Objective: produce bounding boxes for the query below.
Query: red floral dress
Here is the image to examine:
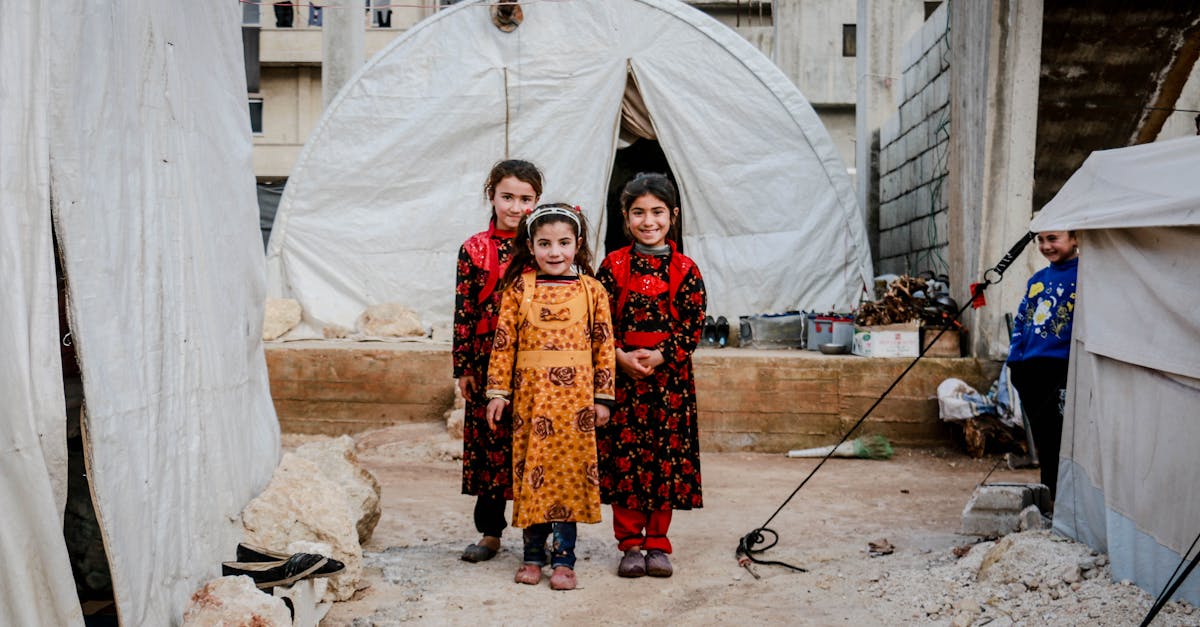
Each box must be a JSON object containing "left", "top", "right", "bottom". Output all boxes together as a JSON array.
[
  {"left": 595, "top": 247, "right": 706, "bottom": 511},
  {"left": 454, "top": 226, "right": 515, "bottom": 498}
]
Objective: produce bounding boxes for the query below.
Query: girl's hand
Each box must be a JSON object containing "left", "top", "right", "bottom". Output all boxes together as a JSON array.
[
  {"left": 593, "top": 403, "right": 611, "bottom": 427},
  {"left": 457, "top": 375, "right": 476, "bottom": 398},
  {"left": 485, "top": 398, "right": 508, "bottom": 431},
  {"left": 640, "top": 349, "right": 665, "bottom": 370},
  {"left": 616, "top": 348, "right": 654, "bottom": 379}
]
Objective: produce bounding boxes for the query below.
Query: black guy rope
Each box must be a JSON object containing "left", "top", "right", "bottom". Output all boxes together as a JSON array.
[
  {"left": 736, "top": 231, "right": 1037, "bottom": 574},
  {"left": 1139, "top": 528, "right": 1200, "bottom": 626}
]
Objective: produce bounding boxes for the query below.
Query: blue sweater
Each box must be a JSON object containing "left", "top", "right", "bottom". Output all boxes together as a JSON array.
[{"left": 1007, "top": 257, "right": 1078, "bottom": 364}]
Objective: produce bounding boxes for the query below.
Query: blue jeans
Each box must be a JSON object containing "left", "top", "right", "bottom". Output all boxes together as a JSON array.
[{"left": 523, "top": 522, "right": 577, "bottom": 569}]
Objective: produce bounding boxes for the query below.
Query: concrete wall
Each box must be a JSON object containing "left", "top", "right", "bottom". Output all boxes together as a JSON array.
[
  {"left": 875, "top": 4, "right": 950, "bottom": 276},
  {"left": 266, "top": 344, "right": 997, "bottom": 452},
  {"left": 947, "top": 1, "right": 1043, "bottom": 359}
]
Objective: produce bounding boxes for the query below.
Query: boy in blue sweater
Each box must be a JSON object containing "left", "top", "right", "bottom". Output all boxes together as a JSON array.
[{"left": 1007, "top": 230, "right": 1079, "bottom": 501}]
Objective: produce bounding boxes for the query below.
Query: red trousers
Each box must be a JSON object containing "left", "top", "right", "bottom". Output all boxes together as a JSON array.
[{"left": 612, "top": 505, "right": 673, "bottom": 553}]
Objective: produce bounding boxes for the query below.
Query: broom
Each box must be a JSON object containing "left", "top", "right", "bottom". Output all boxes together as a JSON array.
[{"left": 786, "top": 435, "right": 894, "bottom": 460}]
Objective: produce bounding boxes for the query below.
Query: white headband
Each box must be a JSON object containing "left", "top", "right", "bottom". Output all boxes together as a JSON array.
[{"left": 526, "top": 205, "right": 581, "bottom": 237}]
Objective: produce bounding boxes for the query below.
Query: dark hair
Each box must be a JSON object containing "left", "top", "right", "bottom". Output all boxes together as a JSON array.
[
  {"left": 499, "top": 203, "right": 595, "bottom": 289},
  {"left": 483, "top": 159, "right": 544, "bottom": 220},
  {"left": 619, "top": 172, "right": 681, "bottom": 244}
]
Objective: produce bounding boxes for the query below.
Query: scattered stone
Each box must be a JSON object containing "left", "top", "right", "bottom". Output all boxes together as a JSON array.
[
  {"left": 263, "top": 298, "right": 301, "bottom": 341},
  {"left": 950, "top": 610, "right": 975, "bottom": 627},
  {"left": 323, "top": 324, "right": 351, "bottom": 339},
  {"left": 445, "top": 384, "right": 465, "bottom": 439},
  {"left": 294, "top": 436, "right": 383, "bottom": 545},
  {"left": 241, "top": 453, "right": 363, "bottom": 601},
  {"left": 1017, "top": 504, "right": 1050, "bottom": 531},
  {"left": 356, "top": 303, "right": 425, "bottom": 338},
  {"left": 182, "top": 576, "right": 291, "bottom": 626}
]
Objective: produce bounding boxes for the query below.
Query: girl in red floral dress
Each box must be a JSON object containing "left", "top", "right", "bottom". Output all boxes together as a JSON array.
[
  {"left": 454, "top": 159, "right": 542, "bottom": 563},
  {"left": 595, "top": 173, "right": 706, "bottom": 579}
]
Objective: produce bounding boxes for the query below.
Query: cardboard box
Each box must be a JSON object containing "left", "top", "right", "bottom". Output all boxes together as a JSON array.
[
  {"left": 852, "top": 321, "right": 920, "bottom": 357},
  {"left": 920, "top": 328, "right": 961, "bottom": 358}
]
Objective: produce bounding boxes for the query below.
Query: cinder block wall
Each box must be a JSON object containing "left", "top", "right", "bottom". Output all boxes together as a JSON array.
[
  {"left": 266, "top": 343, "right": 996, "bottom": 453},
  {"left": 877, "top": 3, "right": 950, "bottom": 276}
]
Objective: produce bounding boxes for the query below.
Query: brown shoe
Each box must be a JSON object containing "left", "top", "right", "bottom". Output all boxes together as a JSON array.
[
  {"left": 617, "top": 549, "right": 646, "bottom": 578},
  {"left": 645, "top": 550, "right": 673, "bottom": 577},
  {"left": 514, "top": 563, "right": 542, "bottom": 585},
  {"left": 549, "top": 566, "right": 577, "bottom": 591}
]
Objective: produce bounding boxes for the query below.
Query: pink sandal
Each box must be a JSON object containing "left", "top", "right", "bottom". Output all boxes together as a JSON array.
[
  {"left": 549, "top": 566, "right": 577, "bottom": 591},
  {"left": 514, "top": 563, "right": 543, "bottom": 585}
]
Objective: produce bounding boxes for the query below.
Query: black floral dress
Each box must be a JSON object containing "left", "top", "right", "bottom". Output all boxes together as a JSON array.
[
  {"left": 595, "top": 247, "right": 706, "bottom": 511},
  {"left": 454, "top": 228, "right": 514, "bottom": 498}
]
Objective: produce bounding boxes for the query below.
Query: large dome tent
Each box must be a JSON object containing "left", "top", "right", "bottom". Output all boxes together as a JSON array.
[{"left": 266, "top": 0, "right": 873, "bottom": 338}]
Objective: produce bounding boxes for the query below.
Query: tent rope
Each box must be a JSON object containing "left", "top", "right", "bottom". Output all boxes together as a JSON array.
[
  {"left": 736, "top": 232, "right": 1037, "bottom": 573},
  {"left": 1140, "top": 529, "right": 1200, "bottom": 626}
]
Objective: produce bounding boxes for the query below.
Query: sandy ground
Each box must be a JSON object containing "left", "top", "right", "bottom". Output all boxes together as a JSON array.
[{"left": 290, "top": 423, "right": 1197, "bottom": 626}]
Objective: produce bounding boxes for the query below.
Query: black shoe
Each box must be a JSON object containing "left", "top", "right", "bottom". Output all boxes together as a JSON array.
[
  {"left": 702, "top": 316, "right": 717, "bottom": 346},
  {"left": 236, "top": 543, "right": 290, "bottom": 563},
  {"left": 222, "top": 552, "right": 345, "bottom": 589},
  {"left": 715, "top": 316, "right": 729, "bottom": 348}
]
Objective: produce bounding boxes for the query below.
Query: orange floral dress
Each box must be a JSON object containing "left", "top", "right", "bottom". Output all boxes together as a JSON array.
[{"left": 485, "top": 272, "right": 616, "bottom": 528}]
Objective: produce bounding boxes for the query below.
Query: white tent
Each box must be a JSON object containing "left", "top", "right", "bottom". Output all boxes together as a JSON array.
[
  {"left": 266, "top": 0, "right": 872, "bottom": 338},
  {"left": 2, "top": 2, "right": 279, "bottom": 624},
  {"left": 1031, "top": 135, "right": 1200, "bottom": 605}
]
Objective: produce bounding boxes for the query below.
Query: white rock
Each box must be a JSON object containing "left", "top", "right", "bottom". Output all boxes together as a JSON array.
[
  {"left": 446, "top": 408, "right": 465, "bottom": 440},
  {"left": 241, "top": 453, "right": 363, "bottom": 601},
  {"left": 950, "top": 611, "right": 975, "bottom": 627},
  {"left": 182, "top": 576, "right": 291, "bottom": 627},
  {"left": 263, "top": 298, "right": 301, "bottom": 341},
  {"left": 294, "top": 436, "right": 383, "bottom": 545},
  {"left": 356, "top": 303, "right": 425, "bottom": 338}
]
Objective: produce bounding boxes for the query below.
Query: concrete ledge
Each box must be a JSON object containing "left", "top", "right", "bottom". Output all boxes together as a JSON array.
[{"left": 265, "top": 341, "right": 999, "bottom": 452}]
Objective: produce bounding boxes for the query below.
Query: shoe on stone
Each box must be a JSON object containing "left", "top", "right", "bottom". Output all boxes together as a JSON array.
[
  {"left": 549, "top": 566, "right": 577, "bottom": 591},
  {"left": 645, "top": 549, "right": 673, "bottom": 577},
  {"left": 617, "top": 548, "right": 646, "bottom": 578},
  {"left": 715, "top": 316, "right": 730, "bottom": 348},
  {"left": 702, "top": 316, "right": 717, "bottom": 347}
]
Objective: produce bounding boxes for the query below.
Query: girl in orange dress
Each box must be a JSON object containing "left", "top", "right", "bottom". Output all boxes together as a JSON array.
[
  {"left": 454, "top": 160, "right": 543, "bottom": 563},
  {"left": 485, "top": 203, "right": 616, "bottom": 591}
]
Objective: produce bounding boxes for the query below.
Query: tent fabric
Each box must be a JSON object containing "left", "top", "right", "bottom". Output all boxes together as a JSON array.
[
  {"left": 266, "top": 0, "right": 871, "bottom": 339},
  {"left": 0, "top": 3, "right": 86, "bottom": 625},
  {"left": 0, "top": 2, "right": 280, "bottom": 624},
  {"left": 1034, "top": 136, "right": 1200, "bottom": 605}
]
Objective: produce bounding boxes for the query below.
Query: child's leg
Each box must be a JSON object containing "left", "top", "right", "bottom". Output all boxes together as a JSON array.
[
  {"left": 612, "top": 505, "right": 648, "bottom": 551},
  {"left": 522, "top": 523, "right": 552, "bottom": 565},
  {"left": 549, "top": 522, "right": 578, "bottom": 569},
  {"left": 473, "top": 492, "right": 507, "bottom": 538},
  {"left": 642, "top": 509, "right": 674, "bottom": 553}
]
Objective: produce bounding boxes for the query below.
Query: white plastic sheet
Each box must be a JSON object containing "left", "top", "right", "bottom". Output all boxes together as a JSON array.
[
  {"left": 267, "top": 0, "right": 872, "bottom": 338},
  {"left": 0, "top": 2, "right": 84, "bottom": 624},
  {"left": 23, "top": 2, "right": 278, "bottom": 624},
  {"left": 1034, "top": 136, "right": 1200, "bottom": 604}
]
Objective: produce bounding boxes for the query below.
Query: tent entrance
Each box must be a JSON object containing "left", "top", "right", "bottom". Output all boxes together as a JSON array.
[
  {"left": 604, "top": 70, "right": 682, "bottom": 254},
  {"left": 55, "top": 232, "right": 117, "bottom": 620}
]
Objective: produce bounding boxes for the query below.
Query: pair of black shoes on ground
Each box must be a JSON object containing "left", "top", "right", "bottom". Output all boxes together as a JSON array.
[
  {"left": 703, "top": 316, "right": 729, "bottom": 348},
  {"left": 222, "top": 543, "right": 345, "bottom": 590}
]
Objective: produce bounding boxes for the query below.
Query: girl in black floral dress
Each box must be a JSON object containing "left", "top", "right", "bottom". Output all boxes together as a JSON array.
[
  {"left": 595, "top": 173, "right": 706, "bottom": 579},
  {"left": 454, "top": 159, "right": 542, "bottom": 562}
]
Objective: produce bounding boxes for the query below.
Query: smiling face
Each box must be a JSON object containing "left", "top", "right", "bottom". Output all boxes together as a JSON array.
[
  {"left": 491, "top": 176, "right": 539, "bottom": 231},
  {"left": 528, "top": 220, "right": 579, "bottom": 277},
  {"left": 1036, "top": 230, "right": 1078, "bottom": 264},
  {"left": 625, "top": 193, "right": 676, "bottom": 248}
]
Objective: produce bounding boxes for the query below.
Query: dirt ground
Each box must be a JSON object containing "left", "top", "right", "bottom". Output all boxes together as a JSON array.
[{"left": 290, "top": 423, "right": 1197, "bottom": 626}]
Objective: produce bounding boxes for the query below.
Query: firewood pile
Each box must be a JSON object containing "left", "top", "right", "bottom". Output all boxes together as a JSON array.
[{"left": 854, "top": 275, "right": 929, "bottom": 326}]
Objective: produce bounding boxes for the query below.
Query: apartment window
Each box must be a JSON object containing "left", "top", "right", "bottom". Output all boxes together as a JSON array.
[
  {"left": 249, "top": 98, "right": 264, "bottom": 135},
  {"left": 842, "top": 24, "right": 856, "bottom": 57}
]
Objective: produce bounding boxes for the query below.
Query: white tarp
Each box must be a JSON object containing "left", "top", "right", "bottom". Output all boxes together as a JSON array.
[
  {"left": 2, "top": 2, "right": 281, "bottom": 624},
  {"left": 0, "top": 3, "right": 84, "bottom": 625},
  {"left": 1032, "top": 136, "right": 1200, "bottom": 604},
  {"left": 266, "top": 0, "right": 872, "bottom": 339}
]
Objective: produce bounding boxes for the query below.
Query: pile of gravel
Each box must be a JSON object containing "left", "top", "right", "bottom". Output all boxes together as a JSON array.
[{"left": 868, "top": 530, "right": 1197, "bottom": 626}]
